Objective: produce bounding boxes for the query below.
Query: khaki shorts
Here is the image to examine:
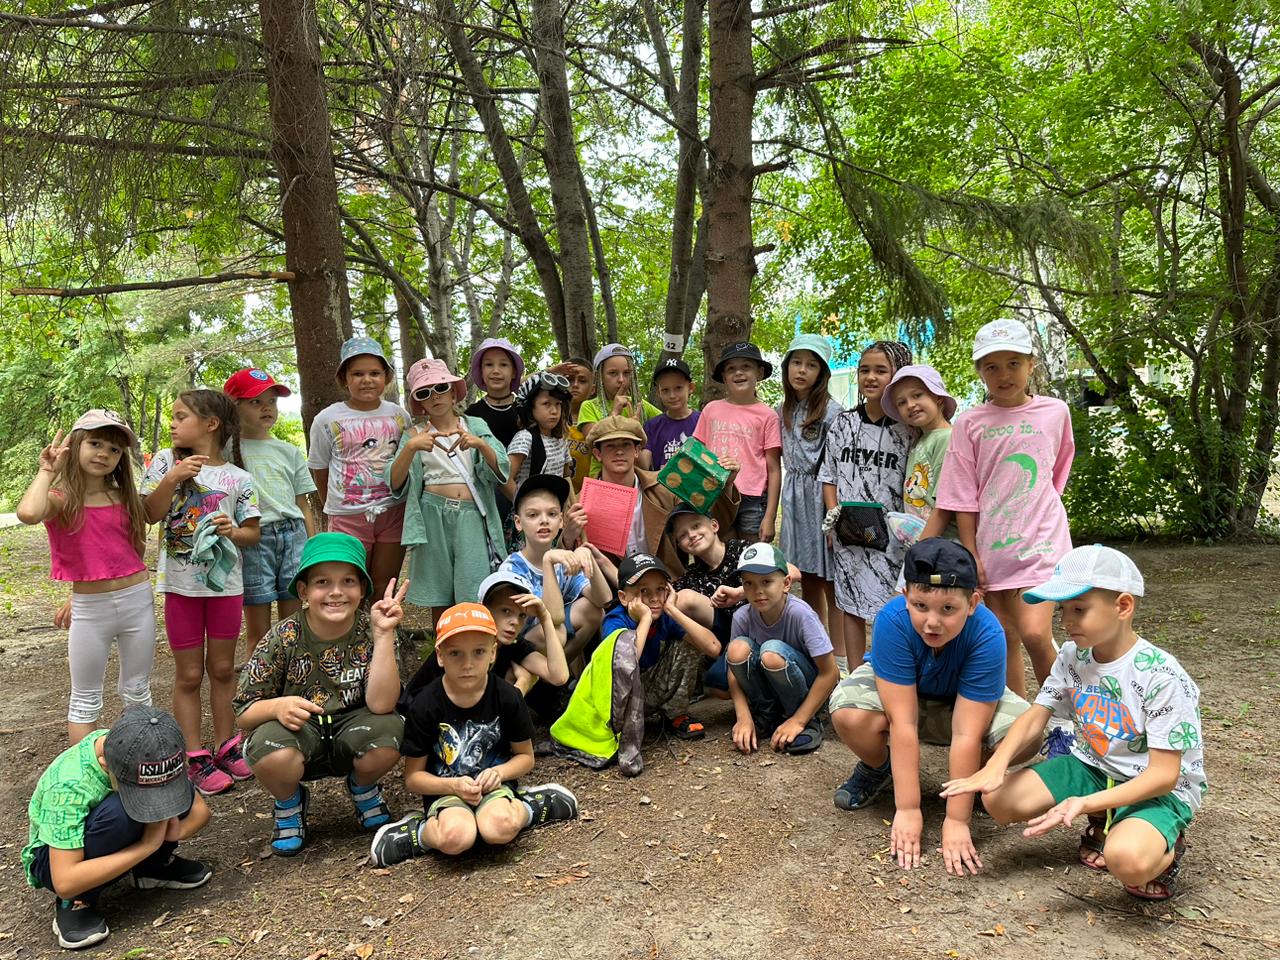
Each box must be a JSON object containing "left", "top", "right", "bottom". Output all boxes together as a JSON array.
[
  {"left": 243, "top": 707, "right": 404, "bottom": 779},
  {"left": 427, "top": 784, "right": 518, "bottom": 818},
  {"left": 829, "top": 662, "right": 1029, "bottom": 750}
]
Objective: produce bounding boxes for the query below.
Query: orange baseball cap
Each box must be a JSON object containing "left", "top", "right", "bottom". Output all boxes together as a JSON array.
[{"left": 434, "top": 602, "right": 498, "bottom": 647}]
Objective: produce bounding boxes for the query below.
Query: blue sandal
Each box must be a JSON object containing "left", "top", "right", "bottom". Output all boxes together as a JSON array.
[
  {"left": 271, "top": 784, "right": 309, "bottom": 856},
  {"left": 347, "top": 774, "right": 392, "bottom": 830}
]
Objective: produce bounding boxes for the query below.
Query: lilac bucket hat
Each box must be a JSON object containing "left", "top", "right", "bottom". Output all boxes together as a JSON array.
[
  {"left": 469, "top": 338, "right": 525, "bottom": 391},
  {"left": 882, "top": 364, "right": 958, "bottom": 422}
]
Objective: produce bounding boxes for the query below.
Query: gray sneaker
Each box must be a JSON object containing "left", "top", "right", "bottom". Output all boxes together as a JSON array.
[
  {"left": 833, "top": 755, "right": 893, "bottom": 810},
  {"left": 369, "top": 812, "right": 426, "bottom": 867}
]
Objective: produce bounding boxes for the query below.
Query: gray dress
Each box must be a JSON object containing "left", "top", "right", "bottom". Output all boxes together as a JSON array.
[{"left": 777, "top": 398, "right": 844, "bottom": 577}]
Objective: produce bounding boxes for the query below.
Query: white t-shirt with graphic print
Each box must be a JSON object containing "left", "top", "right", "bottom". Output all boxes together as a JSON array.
[{"left": 1035, "top": 636, "right": 1206, "bottom": 813}]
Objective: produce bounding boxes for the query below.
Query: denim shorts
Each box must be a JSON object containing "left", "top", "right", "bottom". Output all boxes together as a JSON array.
[
  {"left": 736, "top": 494, "right": 766, "bottom": 539},
  {"left": 242, "top": 517, "right": 307, "bottom": 605}
]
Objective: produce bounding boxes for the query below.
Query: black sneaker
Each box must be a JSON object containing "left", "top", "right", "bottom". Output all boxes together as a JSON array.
[
  {"left": 131, "top": 853, "right": 213, "bottom": 890},
  {"left": 53, "top": 899, "right": 109, "bottom": 950},
  {"left": 369, "top": 812, "right": 426, "bottom": 867},
  {"left": 521, "top": 783, "right": 579, "bottom": 827}
]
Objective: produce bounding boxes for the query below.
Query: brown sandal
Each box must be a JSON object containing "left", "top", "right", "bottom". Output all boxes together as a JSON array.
[{"left": 1124, "top": 833, "right": 1185, "bottom": 901}]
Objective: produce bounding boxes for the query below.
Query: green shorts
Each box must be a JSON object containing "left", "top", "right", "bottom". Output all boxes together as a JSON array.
[
  {"left": 405, "top": 492, "right": 494, "bottom": 607},
  {"left": 1032, "top": 754, "right": 1193, "bottom": 852},
  {"left": 243, "top": 707, "right": 404, "bottom": 780},
  {"left": 828, "top": 662, "right": 1029, "bottom": 750},
  {"left": 426, "top": 784, "right": 518, "bottom": 818}
]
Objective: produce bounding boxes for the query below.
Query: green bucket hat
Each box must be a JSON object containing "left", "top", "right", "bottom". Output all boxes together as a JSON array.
[
  {"left": 289, "top": 532, "right": 372, "bottom": 598},
  {"left": 784, "top": 333, "right": 834, "bottom": 371}
]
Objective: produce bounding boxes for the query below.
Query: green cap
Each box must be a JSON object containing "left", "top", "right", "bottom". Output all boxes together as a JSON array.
[
  {"left": 784, "top": 333, "right": 833, "bottom": 371},
  {"left": 736, "top": 542, "right": 789, "bottom": 575},
  {"left": 289, "top": 532, "right": 372, "bottom": 598}
]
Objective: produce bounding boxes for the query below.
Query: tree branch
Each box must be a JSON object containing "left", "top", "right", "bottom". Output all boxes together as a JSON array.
[{"left": 9, "top": 271, "right": 294, "bottom": 298}]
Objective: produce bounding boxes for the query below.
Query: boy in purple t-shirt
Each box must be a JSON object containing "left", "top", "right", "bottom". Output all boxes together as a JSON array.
[{"left": 644, "top": 358, "right": 700, "bottom": 471}]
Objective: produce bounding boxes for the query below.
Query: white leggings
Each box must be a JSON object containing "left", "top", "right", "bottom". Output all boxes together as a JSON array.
[{"left": 67, "top": 580, "right": 156, "bottom": 724}]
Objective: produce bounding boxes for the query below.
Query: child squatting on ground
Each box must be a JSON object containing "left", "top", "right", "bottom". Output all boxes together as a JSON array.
[
  {"left": 726, "top": 543, "right": 840, "bottom": 755},
  {"left": 941, "top": 545, "right": 1205, "bottom": 901},
  {"left": 828, "top": 538, "right": 1040, "bottom": 877},
  {"left": 233, "top": 533, "right": 407, "bottom": 856},
  {"left": 23, "top": 707, "right": 212, "bottom": 951},
  {"left": 370, "top": 603, "right": 579, "bottom": 865}
]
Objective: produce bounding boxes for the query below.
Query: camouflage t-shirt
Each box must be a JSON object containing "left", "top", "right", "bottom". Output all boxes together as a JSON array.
[{"left": 234, "top": 612, "right": 373, "bottom": 715}]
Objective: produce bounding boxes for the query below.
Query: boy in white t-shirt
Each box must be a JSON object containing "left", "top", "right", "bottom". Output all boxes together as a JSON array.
[{"left": 941, "top": 545, "right": 1205, "bottom": 902}]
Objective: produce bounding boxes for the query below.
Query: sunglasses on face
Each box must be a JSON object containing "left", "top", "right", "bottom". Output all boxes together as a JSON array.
[{"left": 412, "top": 383, "right": 455, "bottom": 400}]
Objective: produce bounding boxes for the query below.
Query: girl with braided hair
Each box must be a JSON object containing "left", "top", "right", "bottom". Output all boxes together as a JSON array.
[{"left": 817, "top": 340, "right": 915, "bottom": 668}]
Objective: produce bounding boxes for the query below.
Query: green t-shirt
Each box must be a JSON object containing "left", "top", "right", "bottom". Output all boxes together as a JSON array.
[
  {"left": 237, "top": 438, "right": 316, "bottom": 524},
  {"left": 904, "top": 427, "right": 958, "bottom": 539},
  {"left": 576, "top": 396, "right": 662, "bottom": 477},
  {"left": 23, "top": 731, "right": 112, "bottom": 887},
  {"left": 233, "top": 611, "right": 373, "bottom": 715}
]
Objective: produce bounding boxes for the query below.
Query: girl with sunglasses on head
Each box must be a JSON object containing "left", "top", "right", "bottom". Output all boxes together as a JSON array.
[
  {"left": 500, "top": 372, "right": 573, "bottom": 502},
  {"left": 387, "top": 359, "right": 510, "bottom": 627}
]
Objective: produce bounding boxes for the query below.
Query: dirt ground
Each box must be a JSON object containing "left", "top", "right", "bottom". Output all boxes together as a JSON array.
[{"left": 1, "top": 526, "right": 1278, "bottom": 960}]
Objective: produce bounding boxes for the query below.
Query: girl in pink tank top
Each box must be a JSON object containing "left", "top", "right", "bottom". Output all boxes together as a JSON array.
[{"left": 17, "top": 410, "right": 154, "bottom": 744}]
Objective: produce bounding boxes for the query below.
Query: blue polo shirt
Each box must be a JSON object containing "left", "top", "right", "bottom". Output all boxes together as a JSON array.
[
  {"left": 867, "top": 595, "right": 1007, "bottom": 703},
  {"left": 602, "top": 605, "right": 684, "bottom": 671}
]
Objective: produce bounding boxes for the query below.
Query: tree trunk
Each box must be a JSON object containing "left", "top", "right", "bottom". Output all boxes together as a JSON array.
[
  {"left": 435, "top": 0, "right": 570, "bottom": 356},
  {"left": 531, "top": 0, "right": 596, "bottom": 359},
  {"left": 395, "top": 284, "right": 428, "bottom": 370},
  {"left": 647, "top": 0, "right": 705, "bottom": 368},
  {"left": 257, "top": 0, "right": 352, "bottom": 435},
  {"left": 704, "top": 0, "right": 758, "bottom": 400},
  {"left": 578, "top": 165, "right": 618, "bottom": 345}
]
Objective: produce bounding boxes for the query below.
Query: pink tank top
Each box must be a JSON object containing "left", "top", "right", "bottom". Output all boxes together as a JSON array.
[{"left": 45, "top": 503, "right": 146, "bottom": 582}]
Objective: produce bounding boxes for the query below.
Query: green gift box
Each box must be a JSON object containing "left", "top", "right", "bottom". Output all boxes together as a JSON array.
[{"left": 656, "top": 438, "right": 730, "bottom": 514}]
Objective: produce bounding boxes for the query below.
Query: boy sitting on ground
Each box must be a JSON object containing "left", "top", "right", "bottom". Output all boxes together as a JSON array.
[
  {"left": 370, "top": 603, "right": 578, "bottom": 864},
  {"left": 501, "top": 474, "right": 610, "bottom": 664},
  {"left": 23, "top": 707, "right": 212, "bottom": 951},
  {"left": 234, "top": 532, "right": 406, "bottom": 856},
  {"left": 400, "top": 568, "right": 568, "bottom": 699},
  {"left": 551, "top": 553, "right": 721, "bottom": 774},
  {"left": 670, "top": 504, "right": 803, "bottom": 697},
  {"left": 829, "top": 538, "right": 1037, "bottom": 876},
  {"left": 727, "top": 543, "right": 839, "bottom": 756},
  {"left": 941, "top": 545, "right": 1205, "bottom": 900}
]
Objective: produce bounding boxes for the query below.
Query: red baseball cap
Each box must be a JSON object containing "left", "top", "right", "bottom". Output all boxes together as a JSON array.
[{"left": 224, "top": 368, "right": 292, "bottom": 400}]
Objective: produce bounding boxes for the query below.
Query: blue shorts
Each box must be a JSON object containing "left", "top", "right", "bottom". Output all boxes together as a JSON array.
[
  {"left": 242, "top": 517, "right": 307, "bottom": 606},
  {"left": 736, "top": 494, "right": 767, "bottom": 539}
]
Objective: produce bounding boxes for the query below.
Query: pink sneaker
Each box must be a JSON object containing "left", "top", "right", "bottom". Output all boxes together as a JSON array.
[
  {"left": 187, "top": 750, "right": 233, "bottom": 795},
  {"left": 214, "top": 734, "right": 253, "bottom": 781}
]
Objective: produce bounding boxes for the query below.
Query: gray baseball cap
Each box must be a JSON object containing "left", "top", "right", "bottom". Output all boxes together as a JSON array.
[{"left": 103, "top": 707, "right": 194, "bottom": 823}]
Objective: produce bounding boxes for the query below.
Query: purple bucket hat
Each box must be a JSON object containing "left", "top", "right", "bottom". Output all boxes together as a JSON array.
[
  {"left": 469, "top": 338, "right": 525, "bottom": 391},
  {"left": 882, "top": 364, "right": 959, "bottom": 423}
]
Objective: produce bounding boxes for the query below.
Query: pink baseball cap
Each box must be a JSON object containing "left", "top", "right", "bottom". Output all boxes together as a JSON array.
[
  {"left": 71, "top": 409, "right": 138, "bottom": 448},
  {"left": 882, "top": 365, "right": 958, "bottom": 423}
]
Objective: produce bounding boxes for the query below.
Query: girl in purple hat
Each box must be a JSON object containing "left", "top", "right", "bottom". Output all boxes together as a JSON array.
[
  {"left": 882, "top": 364, "right": 959, "bottom": 541},
  {"left": 465, "top": 338, "right": 525, "bottom": 450}
]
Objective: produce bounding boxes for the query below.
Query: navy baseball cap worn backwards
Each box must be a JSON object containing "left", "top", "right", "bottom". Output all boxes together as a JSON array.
[
  {"left": 618, "top": 553, "right": 671, "bottom": 588},
  {"left": 903, "top": 538, "right": 978, "bottom": 591}
]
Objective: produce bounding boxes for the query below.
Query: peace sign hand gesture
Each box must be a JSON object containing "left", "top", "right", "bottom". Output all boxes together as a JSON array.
[
  {"left": 38, "top": 431, "right": 71, "bottom": 475},
  {"left": 370, "top": 576, "right": 411, "bottom": 633}
]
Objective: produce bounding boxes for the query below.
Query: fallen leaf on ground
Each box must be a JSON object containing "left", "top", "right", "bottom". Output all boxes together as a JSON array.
[{"left": 152, "top": 911, "right": 170, "bottom": 928}]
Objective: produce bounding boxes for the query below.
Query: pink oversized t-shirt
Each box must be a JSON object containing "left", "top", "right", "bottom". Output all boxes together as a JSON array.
[
  {"left": 934, "top": 395, "right": 1075, "bottom": 591},
  {"left": 692, "top": 399, "right": 782, "bottom": 497}
]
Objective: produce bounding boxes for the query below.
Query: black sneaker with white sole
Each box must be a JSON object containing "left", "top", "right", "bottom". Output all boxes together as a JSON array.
[
  {"left": 131, "top": 853, "right": 213, "bottom": 890},
  {"left": 520, "top": 783, "right": 578, "bottom": 827},
  {"left": 53, "top": 899, "right": 109, "bottom": 950},
  {"left": 369, "top": 812, "right": 426, "bottom": 867}
]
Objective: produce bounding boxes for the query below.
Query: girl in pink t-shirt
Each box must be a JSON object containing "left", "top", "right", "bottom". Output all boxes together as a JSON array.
[
  {"left": 934, "top": 320, "right": 1075, "bottom": 698},
  {"left": 17, "top": 410, "right": 154, "bottom": 745},
  {"left": 693, "top": 342, "right": 783, "bottom": 542}
]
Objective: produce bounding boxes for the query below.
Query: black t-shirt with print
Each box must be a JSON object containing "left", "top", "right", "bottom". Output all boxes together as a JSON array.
[
  {"left": 676, "top": 538, "right": 748, "bottom": 599},
  {"left": 401, "top": 675, "right": 535, "bottom": 808}
]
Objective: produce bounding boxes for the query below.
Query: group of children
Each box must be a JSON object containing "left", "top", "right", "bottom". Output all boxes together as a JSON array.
[{"left": 19, "top": 320, "right": 1206, "bottom": 950}]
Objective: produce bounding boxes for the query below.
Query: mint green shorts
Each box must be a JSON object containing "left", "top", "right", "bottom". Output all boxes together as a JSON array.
[{"left": 406, "top": 492, "right": 493, "bottom": 606}]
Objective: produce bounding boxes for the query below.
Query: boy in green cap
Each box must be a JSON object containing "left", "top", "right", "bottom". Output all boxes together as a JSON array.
[{"left": 233, "top": 532, "right": 409, "bottom": 856}]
